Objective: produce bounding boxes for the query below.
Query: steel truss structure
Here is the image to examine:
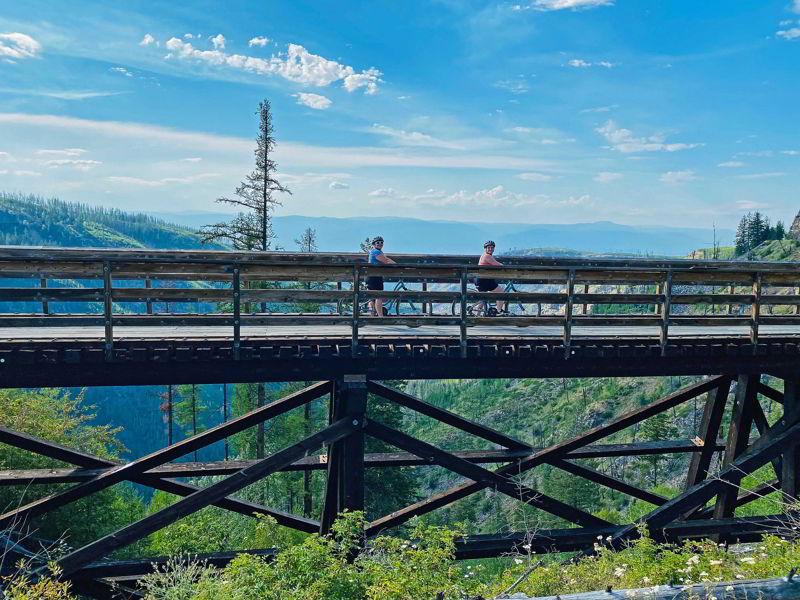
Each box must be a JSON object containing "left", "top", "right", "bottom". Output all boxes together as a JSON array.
[{"left": 1, "top": 373, "right": 799, "bottom": 598}]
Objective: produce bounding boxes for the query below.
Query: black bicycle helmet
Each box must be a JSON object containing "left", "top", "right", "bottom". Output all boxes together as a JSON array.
[
  {"left": 371, "top": 236, "right": 384, "bottom": 245},
  {"left": 483, "top": 240, "right": 495, "bottom": 248}
]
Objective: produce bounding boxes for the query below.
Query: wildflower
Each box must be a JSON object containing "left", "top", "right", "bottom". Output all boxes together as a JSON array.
[
  {"left": 699, "top": 572, "right": 709, "bottom": 577},
  {"left": 614, "top": 567, "right": 626, "bottom": 577},
  {"left": 687, "top": 555, "right": 701, "bottom": 565},
  {"left": 725, "top": 586, "right": 735, "bottom": 592},
  {"left": 606, "top": 536, "right": 613, "bottom": 541},
  {"left": 735, "top": 574, "right": 744, "bottom": 579},
  {"left": 514, "top": 559, "right": 523, "bottom": 565},
  {"left": 741, "top": 557, "right": 755, "bottom": 564},
  {"left": 597, "top": 535, "right": 604, "bottom": 540},
  {"left": 642, "top": 577, "right": 651, "bottom": 584},
  {"left": 710, "top": 560, "right": 722, "bottom": 566},
  {"left": 523, "top": 544, "right": 532, "bottom": 550}
]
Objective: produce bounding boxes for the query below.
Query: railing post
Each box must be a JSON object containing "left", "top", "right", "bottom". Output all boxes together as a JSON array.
[
  {"left": 582, "top": 283, "right": 589, "bottom": 315},
  {"left": 40, "top": 278, "right": 48, "bottom": 315},
  {"left": 422, "top": 280, "right": 428, "bottom": 316},
  {"left": 459, "top": 267, "right": 468, "bottom": 358},
  {"left": 564, "top": 269, "right": 575, "bottom": 358},
  {"left": 751, "top": 272, "right": 761, "bottom": 353},
  {"left": 351, "top": 266, "right": 360, "bottom": 358},
  {"left": 145, "top": 278, "right": 153, "bottom": 315},
  {"left": 660, "top": 271, "right": 673, "bottom": 356},
  {"left": 103, "top": 261, "right": 113, "bottom": 361},
  {"left": 232, "top": 265, "right": 241, "bottom": 360},
  {"left": 727, "top": 283, "right": 734, "bottom": 315}
]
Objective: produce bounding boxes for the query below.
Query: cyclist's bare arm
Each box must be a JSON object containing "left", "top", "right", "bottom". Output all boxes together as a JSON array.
[
  {"left": 480, "top": 254, "right": 503, "bottom": 266},
  {"left": 377, "top": 254, "right": 395, "bottom": 264}
]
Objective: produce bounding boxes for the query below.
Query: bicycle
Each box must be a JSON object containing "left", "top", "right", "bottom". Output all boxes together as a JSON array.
[
  {"left": 451, "top": 281, "right": 529, "bottom": 316},
  {"left": 337, "top": 279, "right": 422, "bottom": 316}
]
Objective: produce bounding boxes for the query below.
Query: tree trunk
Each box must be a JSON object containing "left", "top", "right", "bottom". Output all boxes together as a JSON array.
[{"left": 303, "top": 400, "right": 312, "bottom": 517}]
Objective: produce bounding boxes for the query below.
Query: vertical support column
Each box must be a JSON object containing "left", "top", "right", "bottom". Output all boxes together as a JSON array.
[
  {"left": 222, "top": 383, "right": 229, "bottom": 461},
  {"left": 660, "top": 271, "right": 673, "bottom": 356},
  {"left": 782, "top": 380, "right": 800, "bottom": 504},
  {"left": 145, "top": 278, "right": 153, "bottom": 315},
  {"left": 40, "top": 278, "right": 48, "bottom": 315},
  {"left": 102, "top": 261, "right": 113, "bottom": 361},
  {"left": 232, "top": 264, "right": 241, "bottom": 360},
  {"left": 727, "top": 283, "right": 735, "bottom": 315},
  {"left": 460, "top": 267, "right": 468, "bottom": 358},
  {"left": 582, "top": 282, "right": 589, "bottom": 315},
  {"left": 422, "top": 280, "right": 428, "bottom": 316},
  {"left": 685, "top": 378, "right": 731, "bottom": 491},
  {"left": 751, "top": 272, "right": 762, "bottom": 353},
  {"left": 564, "top": 269, "right": 575, "bottom": 358},
  {"left": 713, "top": 374, "right": 759, "bottom": 520},
  {"left": 351, "top": 266, "right": 360, "bottom": 358},
  {"left": 320, "top": 376, "right": 366, "bottom": 534}
]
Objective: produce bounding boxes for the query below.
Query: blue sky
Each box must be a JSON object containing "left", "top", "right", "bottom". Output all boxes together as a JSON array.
[{"left": 0, "top": 0, "right": 798, "bottom": 229}]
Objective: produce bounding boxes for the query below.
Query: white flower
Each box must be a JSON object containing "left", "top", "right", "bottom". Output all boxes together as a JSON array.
[
  {"left": 699, "top": 571, "right": 709, "bottom": 577},
  {"left": 614, "top": 567, "right": 627, "bottom": 577},
  {"left": 735, "top": 574, "right": 744, "bottom": 579},
  {"left": 710, "top": 560, "right": 722, "bottom": 566},
  {"left": 642, "top": 577, "right": 650, "bottom": 584},
  {"left": 725, "top": 586, "right": 735, "bottom": 591},
  {"left": 687, "top": 555, "right": 701, "bottom": 565},
  {"left": 514, "top": 559, "right": 523, "bottom": 565},
  {"left": 597, "top": 535, "right": 604, "bottom": 540},
  {"left": 522, "top": 544, "right": 532, "bottom": 550},
  {"left": 741, "top": 557, "right": 756, "bottom": 564}
]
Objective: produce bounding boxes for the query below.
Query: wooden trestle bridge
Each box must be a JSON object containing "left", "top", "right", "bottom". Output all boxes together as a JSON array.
[{"left": 1, "top": 246, "right": 800, "bottom": 598}]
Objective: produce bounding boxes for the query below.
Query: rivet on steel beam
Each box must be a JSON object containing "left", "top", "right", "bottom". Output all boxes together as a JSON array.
[{"left": 352, "top": 419, "right": 359, "bottom": 426}]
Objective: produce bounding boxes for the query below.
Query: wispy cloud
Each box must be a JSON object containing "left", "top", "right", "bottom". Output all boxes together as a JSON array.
[
  {"left": 580, "top": 104, "right": 618, "bottom": 113},
  {"left": 249, "top": 36, "right": 269, "bottom": 47},
  {"left": 660, "top": 169, "right": 697, "bottom": 184},
  {"left": 782, "top": 150, "right": 800, "bottom": 155},
  {"left": 162, "top": 37, "right": 382, "bottom": 94},
  {"left": 493, "top": 79, "right": 530, "bottom": 94},
  {"left": 0, "top": 169, "right": 41, "bottom": 176},
  {"left": 105, "top": 173, "right": 220, "bottom": 186},
  {"left": 517, "top": 172, "right": 553, "bottom": 181},
  {"left": 568, "top": 59, "right": 616, "bottom": 68},
  {"left": 43, "top": 158, "right": 102, "bottom": 171},
  {"left": 181, "top": 157, "right": 202, "bottom": 162},
  {"left": 35, "top": 148, "right": 87, "bottom": 156},
  {"left": 736, "top": 172, "right": 786, "bottom": 179},
  {"left": 0, "top": 88, "right": 127, "bottom": 100},
  {"left": 777, "top": 27, "right": 800, "bottom": 39},
  {"left": 514, "top": 0, "right": 613, "bottom": 11},
  {"left": 329, "top": 181, "right": 349, "bottom": 190},
  {"left": 593, "top": 171, "right": 622, "bottom": 183},
  {"left": 596, "top": 121, "right": 703, "bottom": 153},
  {"left": 0, "top": 33, "right": 41, "bottom": 62},
  {"left": 371, "top": 124, "right": 463, "bottom": 149},
  {"left": 718, "top": 161, "right": 745, "bottom": 167},
  {"left": 110, "top": 67, "right": 134, "bottom": 77},
  {"left": 294, "top": 92, "right": 332, "bottom": 110},
  {"left": 139, "top": 33, "right": 155, "bottom": 46},
  {"left": 0, "top": 113, "right": 554, "bottom": 171}
]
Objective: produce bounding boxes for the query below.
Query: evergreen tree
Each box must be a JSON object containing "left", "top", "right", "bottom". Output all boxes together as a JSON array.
[
  {"left": 174, "top": 384, "right": 207, "bottom": 461},
  {"left": 636, "top": 412, "right": 678, "bottom": 487},
  {"left": 734, "top": 214, "right": 750, "bottom": 255},
  {"left": 775, "top": 220, "right": 786, "bottom": 240},
  {"left": 200, "top": 100, "right": 291, "bottom": 250}
]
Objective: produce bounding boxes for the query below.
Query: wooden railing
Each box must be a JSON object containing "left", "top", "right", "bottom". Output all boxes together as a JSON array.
[{"left": 0, "top": 246, "right": 799, "bottom": 359}]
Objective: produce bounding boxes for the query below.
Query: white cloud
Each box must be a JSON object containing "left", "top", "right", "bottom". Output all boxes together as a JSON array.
[
  {"left": 397, "top": 95, "right": 411, "bottom": 100},
  {"left": 581, "top": 106, "right": 618, "bottom": 115},
  {"left": 0, "top": 151, "right": 13, "bottom": 161},
  {"left": 596, "top": 121, "right": 703, "bottom": 153},
  {"left": 738, "top": 199, "right": 769, "bottom": 210},
  {"left": 568, "top": 58, "right": 615, "bottom": 68},
  {"left": 735, "top": 150, "right": 773, "bottom": 157},
  {"left": 164, "top": 38, "right": 382, "bottom": 93},
  {"left": 782, "top": 150, "right": 800, "bottom": 155},
  {"left": 0, "top": 88, "right": 127, "bottom": 100},
  {"left": 736, "top": 172, "right": 786, "bottom": 179},
  {"left": 139, "top": 33, "right": 155, "bottom": 46},
  {"left": 519, "top": 0, "right": 613, "bottom": 11},
  {"left": 210, "top": 34, "right": 225, "bottom": 49},
  {"left": 718, "top": 161, "right": 745, "bottom": 167},
  {"left": 660, "top": 170, "right": 697, "bottom": 184},
  {"left": 9, "top": 170, "right": 41, "bottom": 176},
  {"left": 183, "top": 33, "right": 194, "bottom": 39},
  {"left": 43, "top": 158, "right": 102, "bottom": 171},
  {"left": 329, "top": 181, "right": 349, "bottom": 189},
  {"left": 181, "top": 157, "right": 202, "bottom": 162},
  {"left": 792, "top": 0, "right": 800, "bottom": 13},
  {"left": 36, "top": 148, "right": 87, "bottom": 156},
  {"left": 0, "top": 33, "right": 41, "bottom": 63},
  {"left": 493, "top": 79, "right": 530, "bottom": 94},
  {"left": 517, "top": 172, "right": 553, "bottom": 181},
  {"left": 249, "top": 36, "right": 269, "bottom": 47},
  {"left": 110, "top": 67, "right": 134, "bottom": 77},
  {"left": 371, "top": 124, "right": 463, "bottom": 149},
  {"left": 105, "top": 173, "right": 220, "bottom": 186},
  {"left": 407, "top": 186, "right": 590, "bottom": 209},
  {"left": 777, "top": 27, "right": 800, "bottom": 39},
  {"left": 368, "top": 188, "right": 399, "bottom": 198},
  {"left": 294, "top": 92, "right": 332, "bottom": 110},
  {"left": 593, "top": 171, "right": 622, "bottom": 183}
]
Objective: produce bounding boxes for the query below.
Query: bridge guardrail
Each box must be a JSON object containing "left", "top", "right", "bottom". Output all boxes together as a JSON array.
[{"left": 0, "top": 247, "right": 798, "bottom": 359}]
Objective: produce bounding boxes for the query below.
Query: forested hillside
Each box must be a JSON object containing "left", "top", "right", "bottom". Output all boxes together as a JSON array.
[{"left": 0, "top": 192, "right": 218, "bottom": 249}]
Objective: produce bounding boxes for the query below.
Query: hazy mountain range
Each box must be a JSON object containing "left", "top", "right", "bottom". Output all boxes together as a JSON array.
[{"left": 151, "top": 211, "right": 733, "bottom": 256}]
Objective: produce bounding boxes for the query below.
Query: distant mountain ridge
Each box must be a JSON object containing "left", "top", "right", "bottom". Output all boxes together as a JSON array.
[{"left": 150, "top": 211, "right": 733, "bottom": 256}]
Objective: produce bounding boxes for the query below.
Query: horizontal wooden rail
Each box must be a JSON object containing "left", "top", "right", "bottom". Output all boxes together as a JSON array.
[{"left": 0, "top": 248, "right": 796, "bottom": 357}]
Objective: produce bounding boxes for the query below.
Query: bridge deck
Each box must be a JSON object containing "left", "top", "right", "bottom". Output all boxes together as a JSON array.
[{"left": 1, "top": 323, "right": 800, "bottom": 342}]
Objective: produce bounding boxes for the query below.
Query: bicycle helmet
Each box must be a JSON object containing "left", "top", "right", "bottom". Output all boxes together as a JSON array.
[
  {"left": 371, "top": 236, "right": 384, "bottom": 245},
  {"left": 483, "top": 240, "right": 495, "bottom": 248}
]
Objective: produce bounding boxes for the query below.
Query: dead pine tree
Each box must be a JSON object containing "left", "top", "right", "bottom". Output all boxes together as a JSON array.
[{"left": 200, "top": 99, "right": 291, "bottom": 251}]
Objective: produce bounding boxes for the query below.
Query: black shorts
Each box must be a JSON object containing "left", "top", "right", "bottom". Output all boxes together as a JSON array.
[
  {"left": 477, "top": 278, "right": 498, "bottom": 292},
  {"left": 366, "top": 276, "right": 384, "bottom": 291}
]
